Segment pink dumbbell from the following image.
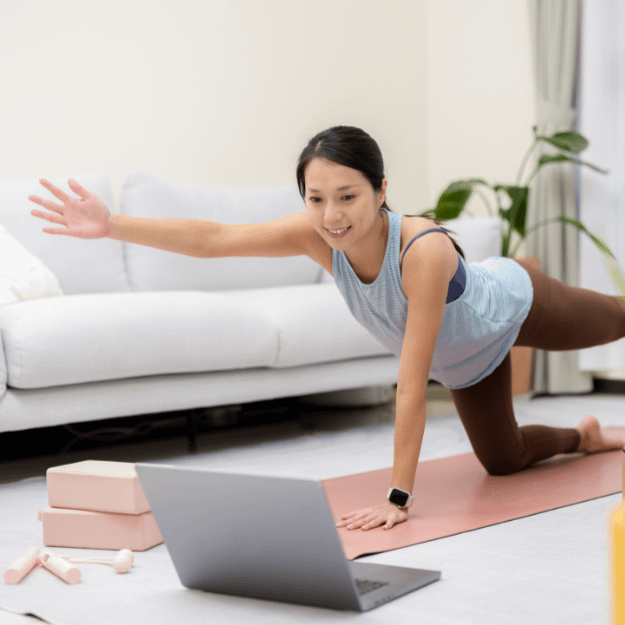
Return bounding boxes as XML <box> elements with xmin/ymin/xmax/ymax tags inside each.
<box><xmin>56</xmin><ymin>549</ymin><xmax>134</xmax><ymax>574</ymax></box>
<box><xmin>39</xmin><ymin>550</ymin><xmax>81</xmax><ymax>584</ymax></box>
<box><xmin>4</xmin><ymin>548</ymin><xmax>80</xmax><ymax>585</ymax></box>
<box><xmin>4</xmin><ymin>547</ymin><xmax>41</xmax><ymax>585</ymax></box>
<box><xmin>4</xmin><ymin>547</ymin><xmax>134</xmax><ymax>585</ymax></box>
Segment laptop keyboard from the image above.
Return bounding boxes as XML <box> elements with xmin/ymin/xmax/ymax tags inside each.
<box><xmin>355</xmin><ymin>578</ymin><xmax>389</xmax><ymax>595</ymax></box>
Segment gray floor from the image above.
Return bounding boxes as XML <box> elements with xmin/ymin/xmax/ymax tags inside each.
<box><xmin>1</xmin><ymin>387</ymin><xmax>624</xmax><ymax>624</ymax></box>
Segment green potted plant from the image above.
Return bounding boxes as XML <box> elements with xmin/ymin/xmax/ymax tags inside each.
<box><xmin>422</xmin><ymin>127</ymin><xmax>621</xmax><ymax>395</ymax></box>
<box><xmin>421</xmin><ymin>126</ymin><xmax>608</xmax><ymax>258</ymax></box>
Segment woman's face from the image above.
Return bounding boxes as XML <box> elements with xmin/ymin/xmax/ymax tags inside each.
<box><xmin>303</xmin><ymin>157</ymin><xmax>387</xmax><ymax>251</ymax></box>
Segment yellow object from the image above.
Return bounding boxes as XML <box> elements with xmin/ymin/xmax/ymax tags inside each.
<box><xmin>613</xmin><ymin>449</ymin><xmax>625</xmax><ymax>625</ymax></box>
<box><xmin>613</xmin><ymin>503</ymin><xmax>625</xmax><ymax>624</ymax></box>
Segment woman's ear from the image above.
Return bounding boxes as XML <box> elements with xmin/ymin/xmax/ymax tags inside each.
<box><xmin>379</xmin><ymin>178</ymin><xmax>388</xmax><ymax>206</ymax></box>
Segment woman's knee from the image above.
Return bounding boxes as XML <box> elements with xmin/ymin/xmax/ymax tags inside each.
<box><xmin>477</xmin><ymin>453</ymin><xmax>526</xmax><ymax>476</ymax></box>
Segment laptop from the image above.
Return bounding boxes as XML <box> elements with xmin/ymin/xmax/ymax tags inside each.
<box><xmin>135</xmin><ymin>462</ymin><xmax>441</xmax><ymax>611</ymax></box>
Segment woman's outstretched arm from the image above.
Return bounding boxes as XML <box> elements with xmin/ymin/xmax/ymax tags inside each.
<box><xmin>29</xmin><ymin>178</ymin><xmax>328</xmax><ymax>264</ymax></box>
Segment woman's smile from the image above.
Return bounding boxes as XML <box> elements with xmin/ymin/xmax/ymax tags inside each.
<box><xmin>324</xmin><ymin>225</ymin><xmax>351</xmax><ymax>238</ymax></box>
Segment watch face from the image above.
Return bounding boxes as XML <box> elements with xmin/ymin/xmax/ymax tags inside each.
<box><xmin>388</xmin><ymin>488</ymin><xmax>409</xmax><ymax>507</ymax></box>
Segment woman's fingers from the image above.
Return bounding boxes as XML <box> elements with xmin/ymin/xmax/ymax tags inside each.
<box><xmin>31</xmin><ymin>206</ymin><xmax>69</xmax><ymax>234</ymax></box>
<box><xmin>357</xmin><ymin>511</ymin><xmax>401</xmax><ymax>531</ymax></box>
<box><xmin>337</xmin><ymin>510</ymin><xmax>380</xmax><ymax>530</ymax></box>
<box><xmin>67</xmin><ymin>178</ymin><xmax>91</xmax><ymax>199</ymax></box>
<box><xmin>337</xmin><ymin>503</ymin><xmax>408</xmax><ymax>531</ymax></box>
<box><xmin>41</xmin><ymin>227</ymin><xmax>72</xmax><ymax>236</ymax></box>
<box><xmin>30</xmin><ymin>208</ymin><xmax>66</xmax><ymax>226</ymax></box>
<box><xmin>350</xmin><ymin>513</ymin><xmax>381</xmax><ymax>531</ymax></box>
<box><xmin>38</xmin><ymin>178</ymin><xmax>72</xmax><ymax>203</ymax></box>
<box><xmin>339</xmin><ymin>510</ymin><xmax>367</xmax><ymax>520</ymax></box>
<box><xmin>338</xmin><ymin>507</ymin><xmax>372</xmax><ymax>523</ymax></box>
<box><xmin>28</xmin><ymin>195</ymin><xmax>64</xmax><ymax>215</ymax></box>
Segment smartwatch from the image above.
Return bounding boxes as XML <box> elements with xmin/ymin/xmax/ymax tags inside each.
<box><xmin>386</xmin><ymin>487</ymin><xmax>414</xmax><ymax>508</ymax></box>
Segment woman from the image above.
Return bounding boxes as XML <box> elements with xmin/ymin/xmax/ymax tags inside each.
<box><xmin>29</xmin><ymin>126</ymin><xmax>625</xmax><ymax>532</ymax></box>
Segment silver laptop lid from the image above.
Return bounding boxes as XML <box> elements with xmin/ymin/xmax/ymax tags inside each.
<box><xmin>135</xmin><ymin>463</ymin><xmax>362</xmax><ymax>610</ymax></box>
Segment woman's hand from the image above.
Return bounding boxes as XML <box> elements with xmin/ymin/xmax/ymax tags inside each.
<box><xmin>29</xmin><ymin>178</ymin><xmax>111</xmax><ymax>239</ymax></box>
<box><xmin>336</xmin><ymin>501</ymin><xmax>409</xmax><ymax>531</ymax></box>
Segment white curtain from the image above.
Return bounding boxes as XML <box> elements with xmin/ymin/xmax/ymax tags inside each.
<box><xmin>527</xmin><ymin>0</ymin><xmax>593</xmax><ymax>394</ymax></box>
<box><xmin>578</xmin><ymin>0</ymin><xmax>625</xmax><ymax>372</ymax></box>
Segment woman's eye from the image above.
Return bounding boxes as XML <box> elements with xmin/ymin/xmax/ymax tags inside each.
<box><xmin>342</xmin><ymin>195</ymin><xmax>355</xmax><ymax>201</ymax></box>
<box><xmin>308</xmin><ymin>197</ymin><xmax>321</xmax><ymax>203</ymax></box>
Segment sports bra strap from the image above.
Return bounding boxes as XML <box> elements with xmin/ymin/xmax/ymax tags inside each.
<box><xmin>400</xmin><ymin>227</ymin><xmax>466</xmax><ymax>303</ymax></box>
<box><xmin>400</xmin><ymin>228</ymin><xmax>447</xmax><ymax>271</ymax></box>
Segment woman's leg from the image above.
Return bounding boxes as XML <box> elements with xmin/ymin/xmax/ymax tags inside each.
<box><xmin>449</xmin><ymin>353</ymin><xmax>580</xmax><ymax>475</ymax></box>
<box><xmin>450</xmin><ymin>260</ymin><xmax>625</xmax><ymax>476</ymax></box>
<box><xmin>513</xmin><ymin>259</ymin><xmax>625</xmax><ymax>350</ymax></box>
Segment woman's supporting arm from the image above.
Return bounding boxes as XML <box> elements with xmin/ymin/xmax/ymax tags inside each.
<box><xmin>391</xmin><ymin>393</ymin><xmax>427</xmax><ymax>495</ymax></box>
<box><xmin>390</xmin><ymin>235</ymin><xmax>448</xmax><ymax>493</ymax></box>
<box><xmin>336</xmin><ymin>233</ymin><xmax>449</xmax><ymax>531</ymax></box>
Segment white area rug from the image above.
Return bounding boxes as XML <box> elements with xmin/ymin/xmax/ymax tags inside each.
<box><xmin>1</xmin><ymin>394</ymin><xmax>623</xmax><ymax>624</ymax></box>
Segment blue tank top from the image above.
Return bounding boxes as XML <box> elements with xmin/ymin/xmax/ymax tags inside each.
<box><xmin>331</xmin><ymin>210</ymin><xmax>534</xmax><ymax>389</ymax></box>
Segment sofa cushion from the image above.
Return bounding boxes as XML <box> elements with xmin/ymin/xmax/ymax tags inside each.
<box><xmin>120</xmin><ymin>170</ymin><xmax>322</xmax><ymax>292</ymax></box>
<box><xmin>0</xmin><ymin>224</ymin><xmax>63</xmax><ymax>307</ymax></box>
<box><xmin>0</xmin><ymin>173</ymin><xmax>130</xmax><ymax>295</ymax></box>
<box><xmin>443</xmin><ymin>216</ymin><xmax>502</xmax><ymax>262</ymax></box>
<box><xmin>221</xmin><ymin>284</ymin><xmax>392</xmax><ymax>367</ymax></box>
<box><xmin>0</xmin><ymin>292</ymin><xmax>278</xmax><ymax>389</ymax></box>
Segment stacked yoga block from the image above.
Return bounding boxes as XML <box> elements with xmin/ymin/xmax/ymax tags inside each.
<box><xmin>40</xmin><ymin>460</ymin><xmax>163</xmax><ymax>551</ymax></box>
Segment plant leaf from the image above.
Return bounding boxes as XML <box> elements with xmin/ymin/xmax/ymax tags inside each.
<box><xmin>447</xmin><ymin>178</ymin><xmax>489</xmax><ymax>189</ymax></box>
<box><xmin>433</xmin><ymin>202</ymin><xmax>467</xmax><ymax>220</ymax></box>
<box><xmin>557</xmin><ymin>216</ymin><xmax>616</xmax><ymax>259</ymax></box>
<box><xmin>431</xmin><ymin>179</ymin><xmax>488</xmax><ymax>220</ymax></box>
<box><xmin>537</xmin><ymin>153</ymin><xmax>608</xmax><ymax>174</ymax></box>
<box><xmin>536</xmin><ymin>131</ymin><xmax>588</xmax><ymax>154</ymax></box>
<box><xmin>602</xmin><ymin>254</ymin><xmax>625</xmax><ymax>297</ymax></box>
<box><xmin>494</xmin><ymin>185</ymin><xmax>528</xmax><ymax>238</ymax></box>
<box><xmin>556</xmin><ymin>216</ymin><xmax>625</xmax><ymax>295</ymax></box>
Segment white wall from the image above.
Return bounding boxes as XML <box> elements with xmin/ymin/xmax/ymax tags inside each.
<box><xmin>0</xmin><ymin>0</ymin><xmax>534</xmax><ymax>219</ymax></box>
<box><xmin>424</xmin><ymin>0</ymin><xmax>537</xmax><ymax>216</ymax></box>
<box><xmin>0</xmin><ymin>0</ymin><xmax>428</xmax><ymax>214</ymax></box>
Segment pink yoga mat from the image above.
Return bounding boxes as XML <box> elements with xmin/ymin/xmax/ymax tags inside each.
<box><xmin>322</xmin><ymin>430</ymin><xmax>625</xmax><ymax>560</ymax></box>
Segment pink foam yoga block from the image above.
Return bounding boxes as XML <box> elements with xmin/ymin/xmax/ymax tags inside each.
<box><xmin>47</xmin><ymin>460</ymin><xmax>151</xmax><ymax>514</ymax></box>
<box><xmin>40</xmin><ymin>507</ymin><xmax>163</xmax><ymax>551</ymax></box>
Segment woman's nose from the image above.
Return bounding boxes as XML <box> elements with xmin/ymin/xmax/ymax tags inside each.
<box><xmin>324</xmin><ymin>202</ymin><xmax>343</xmax><ymax>222</ymax></box>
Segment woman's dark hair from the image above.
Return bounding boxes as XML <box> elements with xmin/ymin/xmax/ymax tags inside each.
<box><xmin>296</xmin><ymin>125</ymin><xmax>390</xmax><ymax>210</ymax></box>
<box><xmin>296</xmin><ymin>125</ymin><xmax>465</xmax><ymax>259</ymax></box>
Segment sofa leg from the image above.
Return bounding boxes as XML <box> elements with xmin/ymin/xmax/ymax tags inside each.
<box><xmin>186</xmin><ymin>410</ymin><xmax>200</xmax><ymax>454</ymax></box>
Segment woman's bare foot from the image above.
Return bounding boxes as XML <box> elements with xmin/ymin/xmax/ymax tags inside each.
<box><xmin>575</xmin><ymin>415</ymin><xmax>625</xmax><ymax>453</ymax></box>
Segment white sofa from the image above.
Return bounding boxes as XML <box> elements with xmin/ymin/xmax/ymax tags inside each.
<box><xmin>0</xmin><ymin>170</ymin><xmax>502</xmax><ymax>435</ymax></box>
